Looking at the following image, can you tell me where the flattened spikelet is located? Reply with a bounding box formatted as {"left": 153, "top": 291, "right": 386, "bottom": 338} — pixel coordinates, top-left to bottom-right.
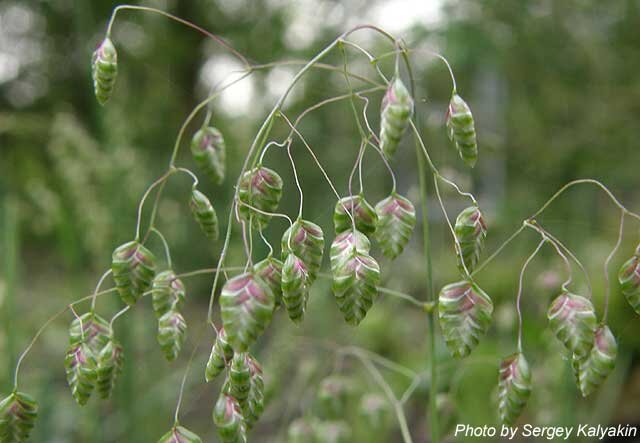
{"left": 111, "top": 240, "right": 156, "bottom": 306}
{"left": 190, "top": 189, "right": 220, "bottom": 240}
{"left": 0, "top": 392, "right": 38, "bottom": 442}
{"left": 379, "top": 77, "right": 414, "bottom": 159}
{"left": 190, "top": 127, "right": 226, "bottom": 185}
{"left": 92, "top": 38, "right": 117, "bottom": 105}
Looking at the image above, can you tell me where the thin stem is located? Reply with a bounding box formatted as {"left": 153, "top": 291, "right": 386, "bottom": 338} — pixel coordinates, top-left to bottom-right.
{"left": 90, "top": 269, "right": 112, "bottom": 311}
{"left": 175, "top": 167, "right": 199, "bottom": 189}
{"left": 173, "top": 335, "right": 202, "bottom": 425}
{"left": 105, "top": 5, "right": 250, "bottom": 69}
{"left": 151, "top": 227, "right": 173, "bottom": 269}
{"left": 174, "top": 266, "right": 245, "bottom": 280}
{"left": 472, "top": 224, "right": 527, "bottom": 276}
{"left": 525, "top": 221, "right": 573, "bottom": 290}
{"left": 533, "top": 223, "right": 593, "bottom": 297}
{"left": 110, "top": 305, "right": 130, "bottom": 330}
{"left": 529, "top": 179, "right": 640, "bottom": 222}
{"left": 603, "top": 211, "right": 625, "bottom": 321}
{"left": 13, "top": 288, "right": 117, "bottom": 389}
{"left": 280, "top": 113, "right": 356, "bottom": 228}
{"left": 286, "top": 141, "right": 304, "bottom": 220}
{"left": 516, "top": 240, "right": 546, "bottom": 352}
{"left": 378, "top": 287, "right": 425, "bottom": 309}
{"left": 135, "top": 170, "right": 174, "bottom": 241}
{"left": 259, "top": 228, "right": 274, "bottom": 257}
{"left": 433, "top": 175, "right": 471, "bottom": 279}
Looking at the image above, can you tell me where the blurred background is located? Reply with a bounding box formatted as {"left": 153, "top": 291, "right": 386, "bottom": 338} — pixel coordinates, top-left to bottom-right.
{"left": 1, "top": 0, "right": 640, "bottom": 441}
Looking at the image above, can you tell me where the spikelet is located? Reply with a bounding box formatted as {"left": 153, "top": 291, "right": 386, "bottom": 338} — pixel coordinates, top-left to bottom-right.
{"left": 213, "top": 393, "right": 247, "bottom": 443}
{"left": 64, "top": 343, "right": 98, "bottom": 405}
{"left": 243, "top": 355, "right": 265, "bottom": 429}
{"left": 206, "top": 328, "right": 234, "bottom": 382}
{"left": 574, "top": 325, "right": 617, "bottom": 397}
{"left": 330, "top": 230, "right": 371, "bottom": 270}
{"left": 68, "top": 311, "right": 111, "bottom": 354}
{"left": 379, "top": 77, "right": 414, "bottom": 159}
{"left": 190, "top": 126, "right": 226, "bottom": 185}
{"left": 374, "top": 193, "right": 416, "bottom": 259}
{"left": 331, "top": 247, "right": 380, "bottom": 326}
{"left": 281, "top": 219, "right": 325, "bottom": 284}
{"left": 157, "top": 425, "right": 203, "bottom": 443}
{"left": 618, "top": 246, "right": 640, "bottom": 315}
{"left": 438, "top": 280, "right": 494, "bottom": 358}
{"left": 152, "top": 270, "right": 186, "bottom": 319}
{"left": 228, "top": 353, "right": 251, "bottom": 412}
{"left": 333, "top": 195, "right": 378, "bottom": 236}
{"left": 220, "top": 272, "right": 275, "bottom": 352}
{"left": 111, "top": 240, "right": 156, "bottom": 306}
{"left": 498, "top": 353, "right": 532, "bottom": 425}
{"left": 96, "top": 338, "right": 124, "bottom": 399}
{"left": 446, "top": 93, "right": 478, "bottom": 167}
{"left": 547, "top": 291, "right": 597, "bottom": 357}
{"left": 454, "top": 206, "right": 487, "bottom": 274}
{"left": 0, "top": 391, "right": 38, "bottom": 442}
{"left": 157, "top": 308, "right": 187, "bottom": 362}
{"left": 253, "top": 256, "right": 283, "bottom": 308}
{"left": 237, "top": 166, "right": 283, "bottom": 228}
{"left": 281, "top": 253, "right": 310, "bottom": 324}
{"left": 190, "top": 189, "right": 220, "bottom": 240}
{"left": 91, "top": 38, "right": 117, "bottom": 105}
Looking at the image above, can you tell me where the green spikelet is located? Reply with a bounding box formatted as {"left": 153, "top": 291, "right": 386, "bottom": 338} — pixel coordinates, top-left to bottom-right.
{"left": 157, "top": 308, "right": 187, "bottom": 362}
{"left": 379, "top": 77, "right": 414, "bottom": 159}
{"left": 91, "top": 37, "right": 117, "bottom": 105}
{"left": 618, "top": 247, "right": 640, "bottom": 315}
{"left": 446, "top": 93, "right": 478, "bottom": 167}
{"left": 281, "top": 253, "right": 310, "bottom": 324}
{"left": 68, "top": 311, "right": 111, "bottom": 353}
{"left": 574, "top": 325, "right": 617, "bottom": 397}
{"left": 157, "top": 425, "right": 203, "bottom": 443}
{"left": 96, "top": 338, "right": 124, "bottom": 399}
{"left": 498, "top": 353, "right": 532, "bottom": 425}
{"left": 205, "top": 327, "right": 234, "bottom": 382}
{"left": 190, "top": 189, "right": 220, "bottom": 240}
{"left": 333, "top": 195, "right": 378, "bottom": 236}
{"left": 331, "top": 246, "right": 380, "bottom": 326}
{"left": 213, "top": 393, "right": 247, "bottom": 443}
{"left": 220, "top": 272, "right": 275, "bottom": 352}
{"left": 244, "top": 355, "right": 265, "bottom": 429}
{"left": 281, "top": 219, "right": 325, "bottom": 284}
{"left": 111, "top": 240, "right": 156, "bottom": 306}
{"left": 288, "top": 418, "right": 315, "bottom": 443}
{"left": 253, "top": 256, "right": 283, "bottom": 308}
{"left": 438, "top": 280, "right": 494, "bottom": 358}
{"left": 64, "top": 343, "right": 98, "bottom": 405}
{"left": 152, "top": 270, "right": 186, "bottom": 319}
{"left": 0, "top": 391, "right": 38, "bottom": 442}
{"left": 547, "top": 291, "right": 597, "bottom": 357}
{"left": 317, "top": 376, "right": 350, "bottom": 419}
{"left": 374, "top": 193, "right": 416, "bottom": 259}
{"left": 454, "top": 206, "right": 487, "bottom": 274}
{"left": 190, "top": 126, "right": 226, "bottom": 185}
{"left": 237, "top": 166, "right": 283, "bottom": 228}
{"left": 330, "top": 230, "right": 371, "bottom": 270}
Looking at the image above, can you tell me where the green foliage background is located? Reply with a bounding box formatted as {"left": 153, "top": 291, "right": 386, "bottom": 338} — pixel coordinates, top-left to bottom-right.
{"left": 1, "top": 0, "right": 639, "bottom": 441}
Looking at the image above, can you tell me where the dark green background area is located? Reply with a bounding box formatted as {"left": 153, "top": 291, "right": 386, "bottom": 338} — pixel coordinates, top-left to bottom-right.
{"left": 1, "top": 0, "right": 639, "bottom": 441}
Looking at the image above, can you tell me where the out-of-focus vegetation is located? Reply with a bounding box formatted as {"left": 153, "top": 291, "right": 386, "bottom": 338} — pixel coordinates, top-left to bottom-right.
{"left": 1, "top": 0, "right": 639, "bottom": 442}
